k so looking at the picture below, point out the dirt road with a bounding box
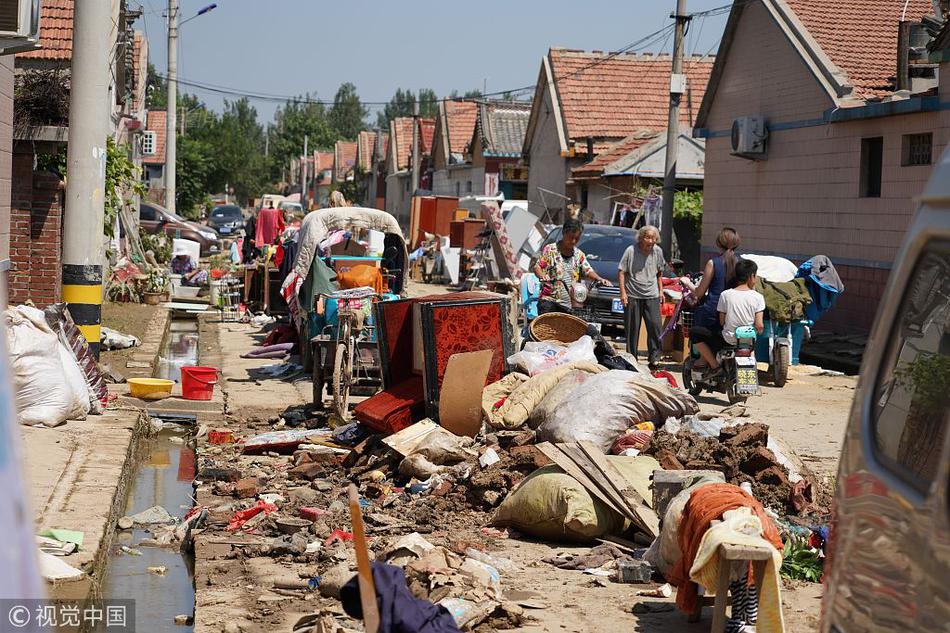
[193,283,855,632]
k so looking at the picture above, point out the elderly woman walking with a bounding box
[618,225,665,370]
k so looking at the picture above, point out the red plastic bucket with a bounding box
[181,365,219,401]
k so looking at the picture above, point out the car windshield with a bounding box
[578,230,633,262]
[212,206,241,218]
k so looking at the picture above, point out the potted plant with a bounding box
[142,269,169,305]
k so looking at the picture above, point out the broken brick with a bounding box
[655,449,684,470]
[755,465,790,488]
[740,446,780,476]
[299,507,329,522]
[509,445,552,470]
[289,462,327,481]
[234,477,259,499]
[720,423,769,448]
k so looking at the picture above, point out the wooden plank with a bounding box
[577,441,659,537]
[535,443,627,518]
[557,444,637,523]
[720,543,774,561]
[348,484,380,633]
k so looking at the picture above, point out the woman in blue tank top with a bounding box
[691,227,741,369]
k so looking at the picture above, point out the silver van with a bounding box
[820,150,950,630]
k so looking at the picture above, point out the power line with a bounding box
[157,21,681,110]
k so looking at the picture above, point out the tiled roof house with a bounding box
[385,116,435,223]
[333,140,357,183]
[355,130,389,207]
[695,0,946,334]
[431,100,478,196]
[522,47,714,221]
[470,101,532,199]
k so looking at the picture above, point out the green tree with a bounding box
[417,88,439,118]
[145,63,167,109]
[270,95,335,182]
[329,82,368,140]
[175,136,214,219]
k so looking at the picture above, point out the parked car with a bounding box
[821,150,949,632]
[207,204,245,236]
[539,224,637,326]
[139,202,221,256]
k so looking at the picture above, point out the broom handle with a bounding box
[348,484,380,633]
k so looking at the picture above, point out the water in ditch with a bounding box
[95,427,196,632]
[155,319,200,382]
[95,316,201,631]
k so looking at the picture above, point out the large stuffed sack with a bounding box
[44,303,107,414]
[482,362,604,430]
[629,373,700,421]
[5,305,90,426]
[528,369,597,429]
[755,277,812,322]
[493,455,660,542]
[536,370,657,451]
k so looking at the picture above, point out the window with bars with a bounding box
[901,133,932,167]
[142,131,157,156]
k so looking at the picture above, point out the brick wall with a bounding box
[0,57,13,302]
[9,149,64,307]
[698,0,950,334]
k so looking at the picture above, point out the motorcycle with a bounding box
[682,323,761,404]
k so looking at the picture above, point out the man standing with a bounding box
[618,225,664,370]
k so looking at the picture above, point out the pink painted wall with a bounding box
[700,2,950,333]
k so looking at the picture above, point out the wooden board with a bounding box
[535,443,627,517]
[577,441,659,537]
[558,443,634,521]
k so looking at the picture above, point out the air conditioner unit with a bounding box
[0,0,41,54]
[731,116,769,159]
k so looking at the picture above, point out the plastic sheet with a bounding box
[535,371,656,451]
[507,336,597,376]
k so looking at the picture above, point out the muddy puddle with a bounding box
[96,427,196,632]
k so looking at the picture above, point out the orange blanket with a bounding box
[668,483,783,614]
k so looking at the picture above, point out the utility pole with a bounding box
[62,0,114,357]
[410,101,420,196]
[660,0,690,258]
[264,127,269,157]
[166,0,178,214]
[301,135,309,209]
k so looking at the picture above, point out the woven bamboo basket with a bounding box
[529,312,590,344]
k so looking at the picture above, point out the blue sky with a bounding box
[139,0,730,123]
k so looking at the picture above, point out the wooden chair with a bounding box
[688,543,772,633]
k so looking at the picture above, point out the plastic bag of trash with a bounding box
[4,305,90,427]
[536,371,656,451]
[628,373,699,421]
[507,335,597,376]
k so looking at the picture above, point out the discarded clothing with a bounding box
[668,483,782,617]
[240,342,295,359]
[341,562,461,633]
[255,208,286,247]
[689,507,784,633]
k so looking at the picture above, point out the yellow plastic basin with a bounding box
[128,378,174,400]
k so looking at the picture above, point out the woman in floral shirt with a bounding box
[533,218,612,313]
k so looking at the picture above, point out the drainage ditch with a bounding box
[95,315,202,631]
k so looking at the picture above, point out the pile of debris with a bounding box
[643,418,822,516]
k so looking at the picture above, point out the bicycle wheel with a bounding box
[332,341,352,418]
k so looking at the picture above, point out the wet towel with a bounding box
[669,483,782,617]
[689,507,784,633]
[341,562,461,633]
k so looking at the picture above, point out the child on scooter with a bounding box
[718,259,765,346]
